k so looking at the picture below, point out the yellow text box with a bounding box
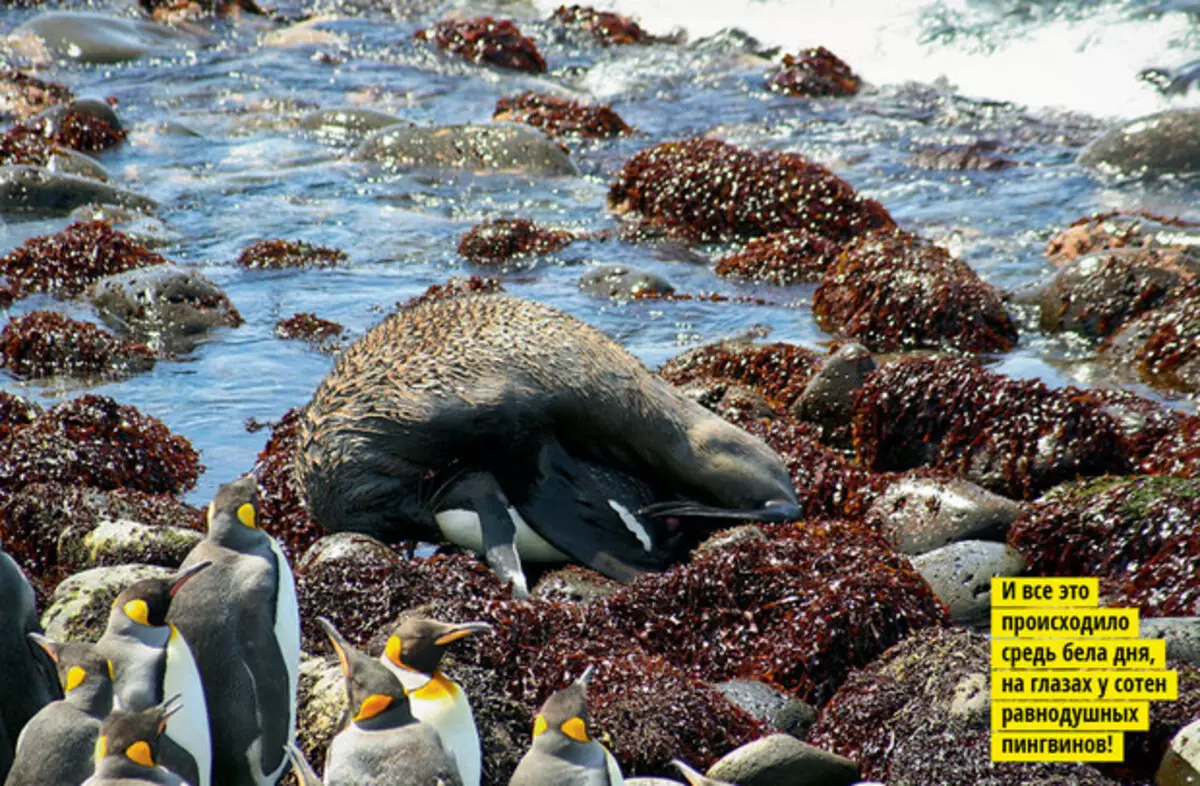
[992,732,1125,762]
[992,578,1100,608]
[993,670,1177,701]
[991,701,1150,732]
[991,608,1139,639]
[991,638,1166,670]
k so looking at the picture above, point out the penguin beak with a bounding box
[672,759,711,786]
[576,664,595,687]
[158,694,184,733]
[169,561,212,597]
[434,622,493,646]
[27,632,58,661]
[317,617,353,675]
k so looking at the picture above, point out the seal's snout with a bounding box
[757,499,802,522]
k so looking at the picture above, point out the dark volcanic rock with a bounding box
[550,5,656,45]
[808,627,1122,785]
[908,141,1014,171]
[235,239,347,270]
[458,218,576,266]
[851,356,1133,499]
[1102,287,1200,394]
[1007,475,1200,616]
[494,92,631,138]
[714,229,841,285]
[0,310,155,379]
[1046,210,1199,264]
[766,47,860,98]
[1079,108,1200,177]
[422,17,546,73]
[579,265,675,299]
[0,221,166,300]
[813,229,1018,353]
[609,137,894,243]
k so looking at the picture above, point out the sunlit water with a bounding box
[1,0,1198,504]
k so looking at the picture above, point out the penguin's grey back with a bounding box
[508,737,616,786]
[5,702,101,786]
[324,722,462,786]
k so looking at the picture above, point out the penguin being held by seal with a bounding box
[6,636,114,786]
[94,563,213,786]
[508,666,622,786]
[82,699,186,786]
[380,617,491,786]
[0,547,61,781]
[166,475,300,786]
[318,617,463,786]
[295,292,801,596]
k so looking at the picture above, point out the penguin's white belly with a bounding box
[604,748,624,785]
[435,508,568,563]
[163,626,212,786]
[269,538,301,745]
[412,688,480,786]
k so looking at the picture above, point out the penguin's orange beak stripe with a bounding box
[354,694,393,722]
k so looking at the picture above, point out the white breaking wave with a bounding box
[536,0,1200,119]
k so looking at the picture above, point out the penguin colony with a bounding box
[2,295,792,784]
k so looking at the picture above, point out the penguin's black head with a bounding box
[385,617,493,675]
[207,475,263,544]
[94,698,180,769]
[319,616,414,730]
[533,666,595,748]
[114,562,211,628]
[30,634,113,696]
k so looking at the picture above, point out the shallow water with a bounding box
[0,0,1198,505]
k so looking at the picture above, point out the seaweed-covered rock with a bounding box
[609,138,894,243]
[0,70,73,121]
[851,356,1131,498]
[659,340,821,412]
[422,17,546,73]
[0,391,39,444]
[0,310,155,379]
[908,141,1014,171]
[275,313,344,352]
[353,124,577,176]
[531,564,620,604]
[1089,386,1188,460]
[1103,288,1200,394]
[62,518,202,574]
[808,627,1121,785]
[1046,210,1199,264]
[714,229,841,285]
[235,239,347,270]
[813,230,1018,353]
[40,564,173,643]
[24,100,125,153]
[1142,414,1200,478]
[494,92,631,138]
[1079,108,1200,177]
[0,395,201,498]
[550,5,655,45]
[1008,476,1200,616]
[864,475,1023,555]
[402,276,505,309]
[0,221,166,300]
[578,265,674,299]
[1036,249,1197,339]
[255,407,322,563]
[294,656,343,778]
[458,218,576,266]
[766,47,860,98]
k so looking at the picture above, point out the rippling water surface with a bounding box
[1,0,1198,503]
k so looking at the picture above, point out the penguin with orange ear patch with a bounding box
[508,666,623,786]
[319,617,463,786]
[82,699,186,785]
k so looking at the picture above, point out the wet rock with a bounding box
[421,17,546,73]
[579,265,675,299]
[41,564,172,643]
[458,218,576,266]
[550,5,656,45]
[61,518,202,573]
[0,165,158,215]
[808,627,1121,785]
[297,107,404,137]
[14,12,197,64]
[0,310,154,380]
[1102,288,1200,394]
[678,382,775,425]
[714,680,818,740]
[1079,108,1200,177]
[1142,413,1200,478]
[296,532,400,575]
[42,148,110,181]
[33,99,125,151]
[852,356,1133,499]
[69,203,180,249]
[352,124,577,176]
[0,391,39,444]
[908,141,1014,171]
[1008,476,1200,616]
[1157,718,1200,786]
[609,137,894,243]
[792,343,875,444]
[531,565,620,603]
[865,475,1023,555]
[294,655,343,778]
[1046,210,1200,264]
[0,69,73,121]
[1036,249,1197,340]
[813,229,1018,353]
[706,734,859,786]
[1140,618,1200,667]
[909,540,1026,622]
[766,47,860,98]
[1089,386,1188,459]
[235,238,347,270]
[275,312,344,352]
[714,229,841,285]
[494,92,631,138]
[90,263,243,350]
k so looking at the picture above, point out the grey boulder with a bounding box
[0,165,157,215]
[14,12,198,64]
[867,476,1023,555]
[909,540,1026,622]
[352,123,578,176]
[1079,109,1200,177]
[706,734,859,786]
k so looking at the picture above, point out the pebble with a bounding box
[867,476,1024,555]
[909,540,1026,622]
[707,734,860,786]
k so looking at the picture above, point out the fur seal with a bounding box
[295,292,800,594]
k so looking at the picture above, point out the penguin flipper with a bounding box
[285,742,323,786]
[518,441,677,582]
[240,613,290,778]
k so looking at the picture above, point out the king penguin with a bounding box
[166,475,300,786]
[82,699,186,786]
[319,616,463,786]
[380,617,491,786]
[0,547,61,781]
[6,636,114,786]
[94,562,213,786]
[508,666,623,786]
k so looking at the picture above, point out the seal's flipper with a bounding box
[438,472,531,597]
[518,441,678,582]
